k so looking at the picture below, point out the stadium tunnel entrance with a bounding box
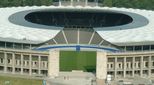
[48,49,107,80]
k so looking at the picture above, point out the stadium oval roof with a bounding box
[0,6,154,45]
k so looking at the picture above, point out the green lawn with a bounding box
[0,76,42,85]
[60,51,96,72]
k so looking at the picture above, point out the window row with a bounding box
[0,41,39,49]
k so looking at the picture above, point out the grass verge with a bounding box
[0,75,42,85]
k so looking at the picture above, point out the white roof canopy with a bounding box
[0,6,153,45]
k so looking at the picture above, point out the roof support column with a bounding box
[71,0,73,6]
[85,0,88,6]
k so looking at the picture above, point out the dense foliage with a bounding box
[0,0,154,10]
[102,0,154,10]
[0,0,52,7]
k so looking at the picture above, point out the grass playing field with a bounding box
[60,51,96,72]
[0,75,42,85]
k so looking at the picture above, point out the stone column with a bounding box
[29,55,32,75]
[4,52,7,73]
[38,55,41,75]
[124,57,126,78]
[12,53,15,74]
[21,54,23,74]
[140,56,143,77]
[114,57,117,78]
[96,51,107,80]
[132,57,135,77]
[148,56,151,77]
[48,50,59,78]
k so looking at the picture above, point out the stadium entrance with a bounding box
[59,51,96,72]
[48,50,107,80]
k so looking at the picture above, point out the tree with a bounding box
[41,0,53,6]
[103,0,113,7]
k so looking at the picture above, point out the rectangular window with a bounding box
[135,46,142,51]
[143,45,150,51]
[151,45,154,50]
[126,46,133,51]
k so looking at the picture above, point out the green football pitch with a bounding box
[60,51,96,72]
[0,76,42,85]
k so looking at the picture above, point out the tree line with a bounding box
[0,0,154,10]
[0,0,52,7]
[102,0,154,10]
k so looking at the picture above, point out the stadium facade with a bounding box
[0,3,154,82]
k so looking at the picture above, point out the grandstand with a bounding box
[0,0,154,84]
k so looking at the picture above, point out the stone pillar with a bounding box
[48,50,59,78]
[21,54,23,74]
[114,57,117,78]
[149,56,151,77]
[29,55,32,75]
[124,57,126,78]
[38,55,41,75]
[132,57,135,77]
[4,52,7,73]
[140,56,143,77]
[12,53,15,74]
[96,51,107,80]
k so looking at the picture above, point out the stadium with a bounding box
[0,1,154,84]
